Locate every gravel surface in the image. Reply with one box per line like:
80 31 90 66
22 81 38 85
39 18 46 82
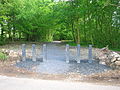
16 42 112 75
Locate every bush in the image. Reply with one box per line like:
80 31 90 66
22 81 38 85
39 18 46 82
0 37 6 45
0 52 7 61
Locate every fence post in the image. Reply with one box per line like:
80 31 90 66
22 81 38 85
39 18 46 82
32 44 36 61
22 44 26 61
43 44 47 61
88 45 93 63
77 44 81 63
66 44 69 63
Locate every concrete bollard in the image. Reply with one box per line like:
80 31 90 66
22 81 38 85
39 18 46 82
43 44 47 61
77 44 81 63
66 44 69 63
22 44 26 61
88 45 93 63
32 44 36 61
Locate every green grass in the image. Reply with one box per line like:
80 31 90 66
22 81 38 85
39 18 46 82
61 40 74 42
0 52 7 61
67 42 77 46
64 41 120 52
66 41 90 47
110 48 120 51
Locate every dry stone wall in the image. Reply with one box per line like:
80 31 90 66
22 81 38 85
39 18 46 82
95 47 120 69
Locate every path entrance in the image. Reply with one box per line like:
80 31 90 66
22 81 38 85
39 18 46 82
46 42 66 62
16 42 111 75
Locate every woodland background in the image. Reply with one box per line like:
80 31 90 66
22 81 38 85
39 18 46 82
0 0 120 50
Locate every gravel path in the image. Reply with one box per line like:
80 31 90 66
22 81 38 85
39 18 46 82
16 42 111 75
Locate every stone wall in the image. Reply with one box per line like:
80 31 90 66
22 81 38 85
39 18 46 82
95 47 120 69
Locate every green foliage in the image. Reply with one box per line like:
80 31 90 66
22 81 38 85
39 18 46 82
0 36 7 45
57 0 120 49
67 42 77 46
0 52 7 61
0 39 6 45
0 0 120 50
110 48 120 52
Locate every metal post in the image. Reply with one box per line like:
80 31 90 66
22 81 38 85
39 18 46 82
88 45 93 63
43 44 47 61
32 44 36 61
39 45 42 59
22 44 26 61
77 44 81 63
66 44 69 63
